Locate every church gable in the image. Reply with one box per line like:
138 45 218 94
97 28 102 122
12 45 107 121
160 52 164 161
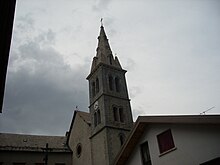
67 111 92 165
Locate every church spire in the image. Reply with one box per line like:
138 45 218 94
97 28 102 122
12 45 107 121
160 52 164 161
90 24 122 73
96 25 112 61
87 22 133 165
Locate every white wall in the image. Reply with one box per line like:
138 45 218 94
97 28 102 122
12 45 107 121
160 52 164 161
127 123 220 165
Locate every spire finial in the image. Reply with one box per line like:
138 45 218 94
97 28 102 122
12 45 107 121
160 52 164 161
101 18 103 27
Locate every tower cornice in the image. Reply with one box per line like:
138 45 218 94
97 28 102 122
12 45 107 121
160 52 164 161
88 93 131 108
86 62 127 80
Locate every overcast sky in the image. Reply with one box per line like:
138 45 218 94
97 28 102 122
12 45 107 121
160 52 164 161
1 0 220 136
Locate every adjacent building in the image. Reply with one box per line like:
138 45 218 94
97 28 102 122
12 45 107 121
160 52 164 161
0 133 72 164
114 115 220 165
0 0 16 112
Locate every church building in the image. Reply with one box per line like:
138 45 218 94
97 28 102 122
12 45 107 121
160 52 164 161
67 24 133 165
1 24 220 165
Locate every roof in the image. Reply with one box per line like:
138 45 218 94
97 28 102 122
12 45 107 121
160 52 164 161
66 110 90 143
114 115 220 165
0 133 71 152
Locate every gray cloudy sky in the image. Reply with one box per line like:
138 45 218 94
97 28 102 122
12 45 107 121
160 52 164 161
1 0 220 136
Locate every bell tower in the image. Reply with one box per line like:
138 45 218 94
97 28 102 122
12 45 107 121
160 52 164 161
87 24 133 165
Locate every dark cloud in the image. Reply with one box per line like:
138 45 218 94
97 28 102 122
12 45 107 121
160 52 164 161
1 28 89 136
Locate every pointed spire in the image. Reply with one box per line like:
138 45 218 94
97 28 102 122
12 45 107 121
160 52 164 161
96 25 112 59
89 22 123 73
114 56 122 68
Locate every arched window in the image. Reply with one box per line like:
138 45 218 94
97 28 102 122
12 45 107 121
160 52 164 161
94 112 97 127
96 78 99 93
113 107 119 121
92 82 95 97
115 77 120 92
119 108 124 122
119 133 125 146
97 109 101 124
108 55 113 65
94 110 101 127
113 106 124 123
109 75 113 91
76 143 82 158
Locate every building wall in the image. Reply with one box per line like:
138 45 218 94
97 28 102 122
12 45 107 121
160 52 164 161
0 151 72 165
91 130 108 165
106 128 131 165
127 123 220 165
68 113 92 165
91 127 131 165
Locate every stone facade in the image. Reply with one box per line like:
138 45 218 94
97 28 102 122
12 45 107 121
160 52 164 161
67 111 92 165
87 25 133 165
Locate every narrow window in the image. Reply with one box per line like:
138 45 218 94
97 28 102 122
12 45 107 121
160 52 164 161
109 75 113 91
108 55 113 65
119 108 124 122
97 109 101 124
140 141 152 165
115 77 120 92
76 143 82 158
96 78 99 93
94 112 97 127
92 82 95 97
157 129 175 154
113 107 119 121
119 133 125 146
